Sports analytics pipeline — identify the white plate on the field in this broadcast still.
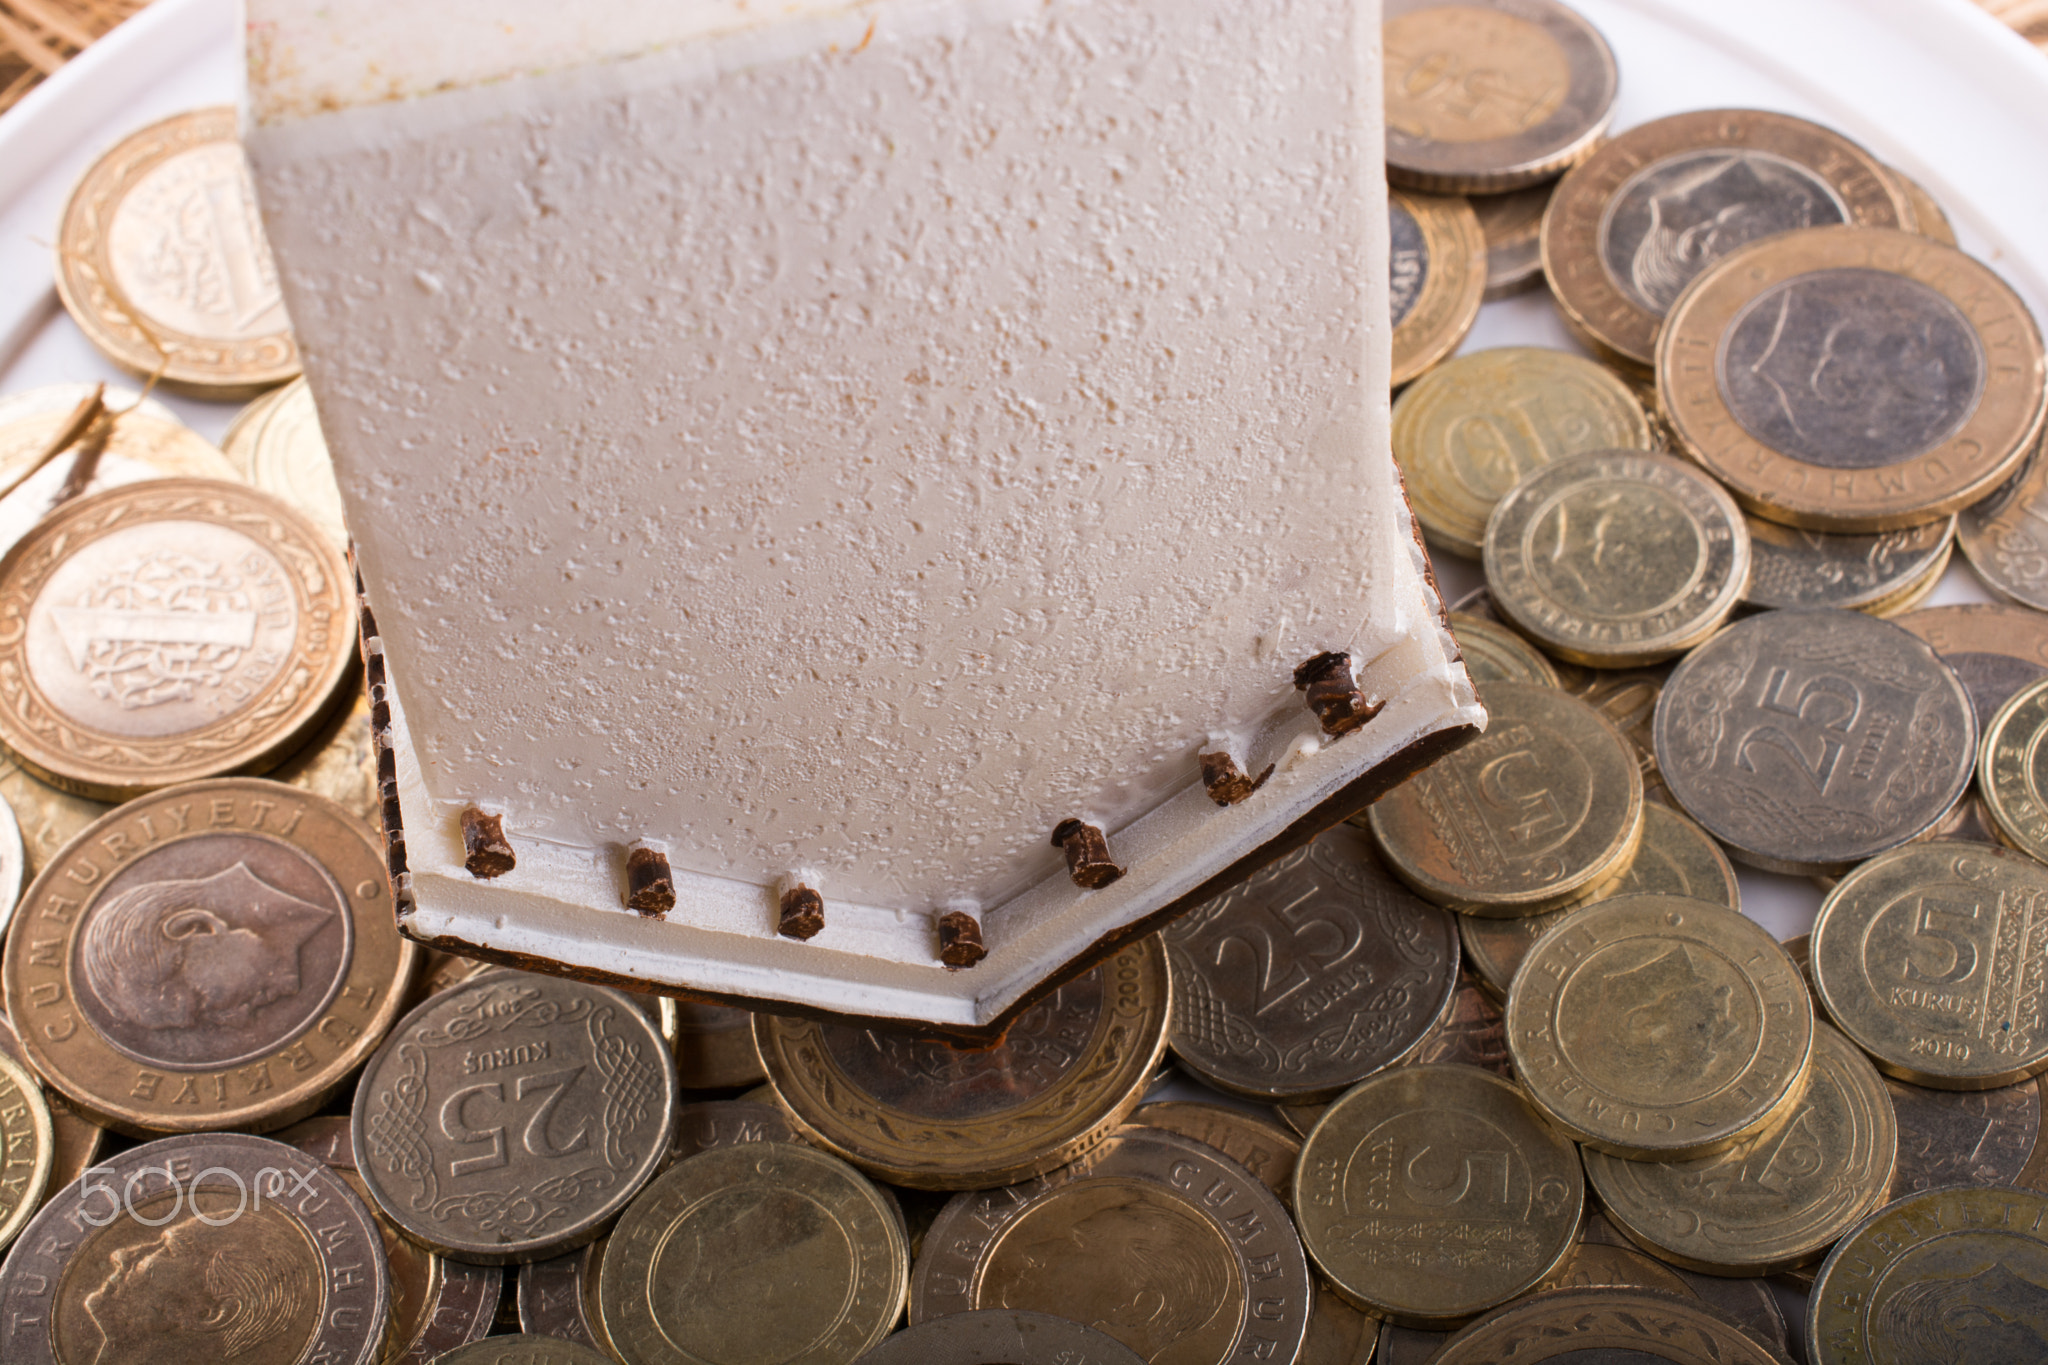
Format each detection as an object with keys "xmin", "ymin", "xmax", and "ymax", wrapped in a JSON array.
[{"xmin": 1, "ymin": 0, "xmax": 2044, "ymax": 943}]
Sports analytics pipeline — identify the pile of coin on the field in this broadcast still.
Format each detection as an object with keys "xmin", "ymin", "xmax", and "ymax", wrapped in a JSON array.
[{"xmin": 0, "ymin": 1, "xmax": 2045, "ymax": 1362}]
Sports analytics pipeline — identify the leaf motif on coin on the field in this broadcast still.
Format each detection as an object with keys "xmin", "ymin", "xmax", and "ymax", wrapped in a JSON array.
[
  {"xmin": 1688, "ymin": 773, "xmax": 1884, "ymax": 845},
  {"xmin": 1661, "ymin": 647, "xmax": 1754, "ymax": 774}
]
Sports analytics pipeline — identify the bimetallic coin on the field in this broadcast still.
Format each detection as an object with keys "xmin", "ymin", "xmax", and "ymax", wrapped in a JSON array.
[
  {"xmin": 1660, "ymin": 227, "xmax": 2046, "ymax": 531},
  {"xmin": 0, "ymin": 1012, "xmax": 102, "ymax": 1206},
  {"xmin": 1745, "ymin": 515, "xmax": 1956, "ymax": 613},
  {"xmin": 1979, "ymin": 676, "xmax": 2048, "ymax": 862},
  {"xmin": 1, "ymin": 778, "xmax": 415, "ymax": 1135},
  {"xmin": 1164, "ymin": 825, "xmax": 1460, "ymax": 1101},
  {"xmin": 55, "ymin": 108, "xmax": 299, "ymax": 396},
  {"xmin": 1899, "ymin": 603, "xmax": 2048, "ymax": 732},
  {"xmin": 1809, "ymin": 1185, "xmax": 2048, "ymax": 1365},
  {"xmin": 1811, "ymin": 841, "xmax": 2048, "ymax": 1089},
  {"xmin": 600, "ymin": 1142, "xmax": 906, "ymax": 1365},
  {"xmin": 1885, "ymin": 163, "xmax": 1957, "ymax": 246},
  {"xmin": 274, "ymin": 1114, "xmax": 502, "ymax": 1363},
  {"xmin": 1391, "ymin": 347, "xmax": 1651, "ymax": 558},
  {"xmin": 243, "ymin": 377, "xmax": 348, "ymax": 549},
  {"xmin": 0, "ymin": 382, "xmax": 180, "ymax": 429},
  {"xmin": 421, "ymin": 1338, "xmax": 614, "ymax": 1365},
  {"xmin": 1886, "ymin": 1074, "xmax": 2045, "ymax": 1196},
  {"xmin": 352, "ymin": 972, "xmax": 678, "ymax": 1263},
  {"xmin": 1433, "ymin": 1289, "xmax": 1793, "ymax": 1365},
  {"xmin": 756, "ymin": 938, "xmax": 1170, "ymax": 1190},
  {"xmin": 1460, "ymin": 802, "xmax": 1739, "ymax": 998},
  {"xmin": 1448, "ymin": 611, "xmax": 1559, "ymax": 687},
  {"xmin": 1389, "ymin": 190, "xmax": 1487, "ymax": 387},
  {"xmin": 1473, "ymin": 183, "xmax": 1553, "ymax": 300},
  {"xmin": 1486, "ymin": 449, "xmax": 1750, "ymax": 666},
  {"xmin": 672, "ymin": 998, "xmax": 766, "ymax": 1089},
  {"xmin": 1654, "ymin": 609, "xmax": 1977, "ymax": 875},
  {"xmin": 0, "ymin": 479, "xmax": 356, "ymax": 800},
  {"xmin": 517, "ymin": 1240, "xmax": 610, "ymax": 1352},
  {"xmin": 914, "ymin": 1126, "xmax": 1314, "ymax": 1365},
  {"xmin": 1541, "ymin": 108, "xmax": 1910, "ymax": 371},
  {"xmin": 1382, "ymin": 0, "xmax": 1616, "ymax": 193},
  {"xmin": 856, "ymin": 1311, "xmax": 1147, "ymax": 1365},
  {"xmin": 1585, "ymin": 1024, "xmax": 1895, "ymax": 1275},
  {"xmin": 0, "ymin": 1131, "xmax": 389, "ymax": 1365},
  {"xmin": 1507, "ymin": 894, "xmax": 1815, "ymax": 1159},
  {"xmin": 1369, "ymin": 681, "xmax": 1644, "ymax": 915},
  {"xmin": 1293, "ymin": 1063, "xmax": 1582, "ymax": 1326}
]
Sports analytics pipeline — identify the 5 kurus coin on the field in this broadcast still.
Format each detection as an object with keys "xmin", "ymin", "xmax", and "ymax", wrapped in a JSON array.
[
  {"xmin": 1392, "ymin": 347, "xmax": 1651, "ymax": 558},
  {"xmin": 1659, "ymin": 227, "xmax": 2046, "ymax": 531},
  {"xmin": 1505, "ymin": 894, "xmax": 1815, "ymax": 1159},
  {"xmin": 351, "ymin": 971, "xmax": 678, "ymax": 1263},
  {"xmin": 1810, "ymin": 841, "xmax": 2048, "ymax": 1090},
  {"xmin": 1163, "ymin": 824, "xmax": 1459, "ymax": 1101},
  {"xmin": 1652, "ymin": 608, "xmax": 1977, "ymax": 874},
  {"xmin": 1389, "ymin": 189, "xmax": 1487, "ymax": 387},
  {"xmin": 1382, "ymin": 0, "xmax": 1617, "ymax": 193},
  {"xmin": 56, "ymin": 107, "xmax": 299, "ymax": 397},
  {"xmin": 755, "ymin": 937, "xmax": 1169, "ymax": 1190},
  {"xmin": 1583, "ymin": 1023, "xmax": 1895, "ymax": 1275},
  {"xmin": 1, "ymin": 777, "xmax": 415, "ymax": 1135},
  {"xmin": 0, "ymin": 479, "xmax": 356, "ymax": 800},
  {"xmin": 1291, "ymin": 1062, "xmax": 1582, "ymax": 1327},
  {"xmin": 1368, "ymin": 681, "xmax": 1644, "ymax": 915},
  {"xmin": 1540, "ymin": 108, "xmax": 1910, "ymax": 370},
  {"xmin": 1486, "ymin": 448, "xmax": 1750, "ymax": 666}
]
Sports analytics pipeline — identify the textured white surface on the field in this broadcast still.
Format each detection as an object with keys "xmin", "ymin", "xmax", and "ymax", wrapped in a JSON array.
[{"xmin": 249, "ymin": 0, "xmax": 1457, "ymax": 930}]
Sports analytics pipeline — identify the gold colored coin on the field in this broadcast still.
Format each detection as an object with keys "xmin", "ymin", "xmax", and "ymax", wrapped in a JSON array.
[
  {"xmin": 1900, "ymin": 602, "xmax": 2048, "ymax": 731},
  {"xmin": 599, "ymin": 1142, "xmax": 906, "ymax": 1365},
  {"xmin": 1389, "ymin": 189, "xmax": 1486, "ymax": 388},
  {"xmin": 0, "ymin": 1012, "xmax": 101, "ymax": 1209},
  {"xmin": 1486, "ymin": 449, "xmax": 1750, "ymax": 666},
  {"xmin": 1979, "ymin": 675, "xmax": 2048, "ymax": 863},
  {"xmin": 1382, "ymin": 0, "xmax": 1616, "ymax": 194},
  {"xmin": 244, "ymin": 377, "xmax": 348, "ymax": 549},
  {"xmin": 1449, "ymin": 612, "xmax": 1558, "ymax": 687},
  {"xmin": 756, "ymin": 937, "xmax": 1169, "ymax": 1189},
  {"xmin": 1368, "ymin": 681, "xmax": 1644, "ymax": 915},
  {"xmin": 1431, "ymin": 1288, "xmax": 1793, "ymax": 1365},
  {"xmin": 0, "ymin": 479, "xmax": 356, "ymax": 800},
  {"xmin": 1473, "ymin": 183, "xmax": 1553, "ymax": 301},
  {"xmin": 1885, "ymin": 163, "xmax": 1957, "ymax": 246},
  {"xmin": 219, "ymin": 383, "xmax": 289, "ymax": 475},
  {"xmin": 1541, "ymin": 108, "xmax": 1911, "ymax": 371},
  {"xmin": 1660, "ymin": 227, "xmax": 2046, "ymax": 532},
  {"xmin": 1460, "ymin": 802, "xmax": 1738, "ymax": 999},
  {"xmin": 430, "ymin": 1339, "xmax": 614, "ymax": 1365},
  {"xmin": 673, "ymin": 999, "xmax": 767, "ymax": 1090},
  {"xmin": 1506, "ymin": 894, "xmax": 1815, "ymax": 1159},
  {"xmin": 1584, "ymin": 1023, "xmax": 1894, "ymax": 1275},
  {"xmin": 0, "ymin": 1050, "xmax": 52, "ymax": 1256},
  {"xmin": 1558, "ymin": 661, "xmax": 1675, "ymax": 807},
  {"xmin": 1809, "ymin": 1184, "xmax": 2048, "ymax": 1364},
  {"xmin": 1293, "ymin": 1062, "xmax": 1583, "ymax": 1327},
  {"xmin": 1, "ymin": 778, "xmax": 417, "ymax": 1135},
  {"xmin": 1391, "ymin": 347, "xmax": 1650, "ymax": 557},
  {"xmin": 55, "ymin": 108, "xmax": 299, "ymax": 397},
  {"xmin": 0, "ymin": 409, "xmax": 244, "ymax": 564},
  {"xmin": 1861, "ymin": 534, "xmax": 1952, "ymax": 618},
  {"xmin": 1812, "ymin": 841, "xmax": 2048, "ymax": 1089}
]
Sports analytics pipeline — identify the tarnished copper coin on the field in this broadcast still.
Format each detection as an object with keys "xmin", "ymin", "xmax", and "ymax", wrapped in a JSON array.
[
  {"xmin": 1541, "ymin": 108, "xmax": 1910, "ymax": 370},
  {"xmin": 55, "ymin": 108, "xmax": 299, "ymax": 397},
  {"xmin": 1660, "ymin": 227, "xmax": 2046, "ymax": 532},
  {"xmin": 1390, "ymin": 190, "xmax": 1487, "ymax": 387},
  {"xmin": 1, "ymin": 777, "xmax": 414, "ymax": 1135},
  {"xmin": 0, "ymin": 479, "xmax": 356, "ymax": 800}
]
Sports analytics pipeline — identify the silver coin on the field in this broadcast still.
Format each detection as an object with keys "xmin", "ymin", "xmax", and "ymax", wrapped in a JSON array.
[
  {"xmin": 911, "ymin": 1127, "xmax": 1314, "ymax": 1365},
  {"xmin": 1163, "ymin": 824, "xmax": 1459, "ymax": 1101},
  {"xmin": 351, "ymin": 973, "xmax": 678, "ymax": 1263},
  {"xmin": 1960, "ymin": 439, "xmax": 2048, "ymax": 610},
  {"xmin": 856, "ymin": 1310, "xmax": 1148, "ymax": 1365},
  {"xmin": 0, "ymin": 1131, "xmax": 389, "ymax": 1365},
  {"xmin": 516, "ymin": 1240, "xmax": 608, "ymax": 1351},
  {"xmin": 1653, "ymin": 608, "xmax": 1976, "ymax": 874},
  {"xmin": 1744, "ymin": 514, "xmax": 1955, "ymax": 611}
]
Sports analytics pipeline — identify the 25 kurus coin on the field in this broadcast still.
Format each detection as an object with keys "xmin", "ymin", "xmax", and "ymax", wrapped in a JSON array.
[
  {"xmin": 1541, "ymin": 108, "xmax": 1910, "ymax": 370},
  {"xmin": 352, "ymin": 972, "xmax": 678, "ymax": 1263},
  {"xmin": 1, "ymin": 778, "xmax": 415, "ymax": 1135},
  {"xmin": 1653, "ymin": 608, "xmax": 1977, "ymax": 874},
  {"xmin": 1811, "ymin": 841, "xmax": 2048, "ymax": 1090},
  {"xmin": 1506, "ymin": 894, "xmax": 1815, "ymax": 1159},
  {"xmin": 1389, "ymin": 190, "xmax": 1487, "ymax": 387},
  {"xmin": 1659, "ymin": 227, "xmax": 2046, "ymax": 531},
  {"xmin": 55, "ymin": 107, "xmax": 299, "ymax": 396},
  {"xmin": 0, "ymin": 479, "xmax": 356, "ymax": 800},
  {"xmin": 756, "ymin": 937, "xmax": 1169, "ymax": 1190},
  {"xmin": 1291, "ymin": 1063, "xmax": 1582, "ymax": 1327},
  {"xmin": 1583, "ymin": 1023, "xmax": 1895, "ymax": 1274},
  {"xmin": 1369, "ymin": 681, "xmax": 1644, "ymax": 915},
  {"xmin": 1745, "ymin": 516, "xmax": 1956, "ymax": 614},
  {"xmin": 1382, "ymin": 0, "xmax": 1617, "ymax": 193},
  {"xmin": 1486, "ymin": 449, "xmax": 1750, "ymax": 666},
  {"xmin": 1164, "ymin": 824, "xmax": 1459, "ymax": 1101}
]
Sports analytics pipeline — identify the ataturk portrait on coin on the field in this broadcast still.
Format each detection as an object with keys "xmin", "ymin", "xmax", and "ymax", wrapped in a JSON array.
[{"xmin": 1876, "ymin": 1259, "xmax": 2048, "ymax": 1358}]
